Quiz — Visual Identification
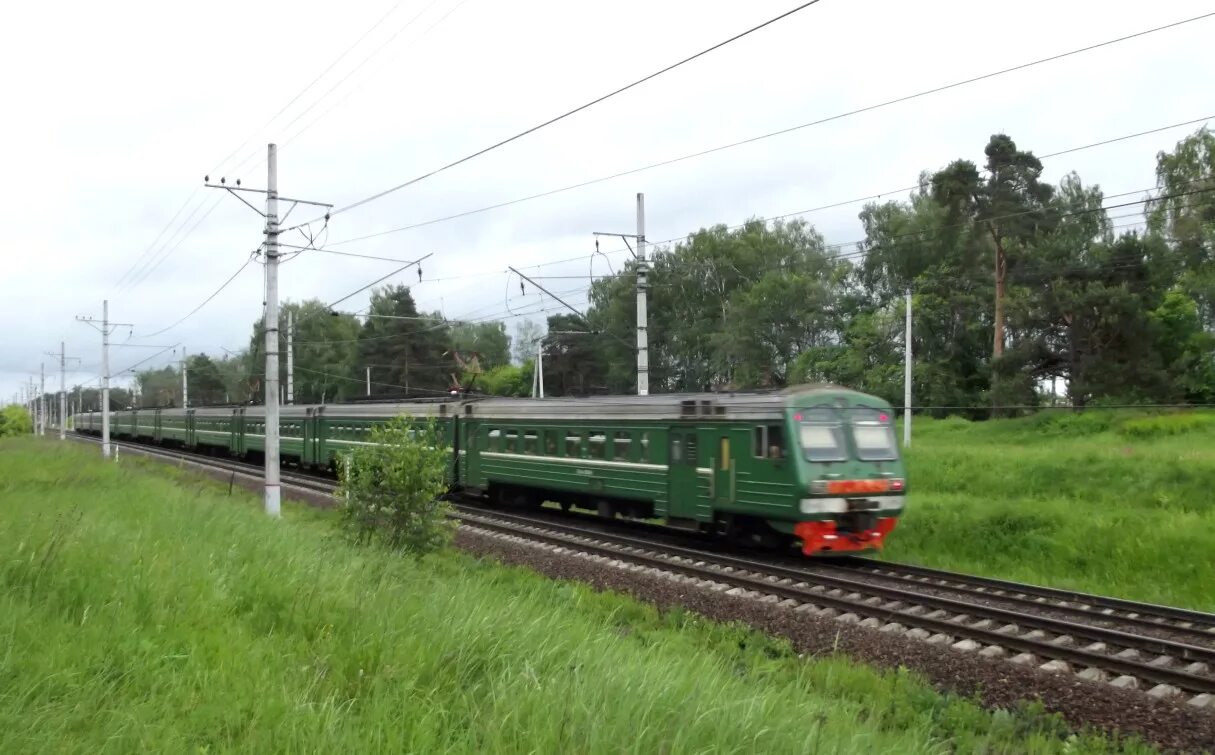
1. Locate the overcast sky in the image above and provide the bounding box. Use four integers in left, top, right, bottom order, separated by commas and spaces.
3, 0, 1213, 402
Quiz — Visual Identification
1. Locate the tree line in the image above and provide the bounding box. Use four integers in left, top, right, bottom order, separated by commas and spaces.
65, 126, 1213, 415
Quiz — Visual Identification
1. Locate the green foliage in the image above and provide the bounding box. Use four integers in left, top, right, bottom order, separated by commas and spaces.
586, 218, 849, 392
1119, 412, 1215, 438
334, 415, 455, 555
0, 439, 1151, 754
355, 286, 452, 397
889, 414, 1215, 610
477, 362, 534, 397
449, 321, 510, 369
0, 405, 33, 437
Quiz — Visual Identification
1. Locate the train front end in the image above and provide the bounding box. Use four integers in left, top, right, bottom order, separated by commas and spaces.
787, 391, 906, 556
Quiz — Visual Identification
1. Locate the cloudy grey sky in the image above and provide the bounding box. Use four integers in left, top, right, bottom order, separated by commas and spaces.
3, 0, 1213, 402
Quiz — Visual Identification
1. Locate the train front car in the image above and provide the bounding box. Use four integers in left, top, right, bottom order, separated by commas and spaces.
784, 387, 905, 556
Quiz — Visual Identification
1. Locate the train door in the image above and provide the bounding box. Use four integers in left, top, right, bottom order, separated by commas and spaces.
711, 432, 736, 505
450, 416, 462, 487
231, 408, 243, 456
666, 429, 705, 520
303, 408, 316, 467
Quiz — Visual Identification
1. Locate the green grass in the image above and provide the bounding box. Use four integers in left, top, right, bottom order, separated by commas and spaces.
886, 410, 1215, 611
0, 438, 1147, 754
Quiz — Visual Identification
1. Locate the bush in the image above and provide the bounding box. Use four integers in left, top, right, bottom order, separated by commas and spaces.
0, 405, 33, 438
335, 415, 455, 556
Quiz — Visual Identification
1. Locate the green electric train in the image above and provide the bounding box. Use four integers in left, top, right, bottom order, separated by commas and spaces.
79, 384, 906, 556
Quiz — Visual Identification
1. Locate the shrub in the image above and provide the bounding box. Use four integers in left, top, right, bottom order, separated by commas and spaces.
335, 415, 455, 556
0, 405, 33, 438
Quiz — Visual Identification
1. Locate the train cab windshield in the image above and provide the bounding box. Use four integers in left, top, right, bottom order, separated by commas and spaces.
849, 407, 898, 460
797, 407, 847, 462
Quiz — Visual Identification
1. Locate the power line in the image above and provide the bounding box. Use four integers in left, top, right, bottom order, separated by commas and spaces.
317, 6, 1215, 249
138, 251, 261, 338
326, 113, 1212, 293
210, 2, 407, 178
109, 3, 414, 299
118, 194, 226, 295
288, 0, 829, 230
276, 242, 418, 264
111, 343, 183, 378
276, 0, 473, 154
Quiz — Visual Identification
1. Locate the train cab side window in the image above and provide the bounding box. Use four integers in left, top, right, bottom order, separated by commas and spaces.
565, 434, 582, 457
768, 425, 785, 459
753, 425, 786, 459
544, 431, 558, 456
752, 426, 767, 458
488, 428, 501, 451
589, 431, 606, 459
613, 431, 630, 461
524, 431, 538, 455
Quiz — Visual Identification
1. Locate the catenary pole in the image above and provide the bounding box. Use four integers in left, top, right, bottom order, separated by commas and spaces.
264, 144, 282, 518
904, 287, 912, 448
58, 343, 66, 439
530, 345, 538, 398
39, 362, 45, 435
286, 310, 294, 405
181, 347, 188, 409
203, 143, 330, 517
591, 193, 649, 396
102, 301, 111, 456
47, 342, 79, 439
635, 193, 649, 396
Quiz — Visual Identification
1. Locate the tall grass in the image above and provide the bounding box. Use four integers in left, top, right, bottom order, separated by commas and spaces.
0, 438, 1144, 754
888, 411, 1215, 611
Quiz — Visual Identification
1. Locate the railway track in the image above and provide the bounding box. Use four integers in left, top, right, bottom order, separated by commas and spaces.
71, 433, 1215, 710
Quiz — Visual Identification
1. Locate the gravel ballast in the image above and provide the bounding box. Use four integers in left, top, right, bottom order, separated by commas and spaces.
454, 528, 1215, 754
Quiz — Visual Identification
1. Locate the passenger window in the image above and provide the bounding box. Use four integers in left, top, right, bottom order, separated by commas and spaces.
640, 431, 651, 462
544, 431, 557, 455
506, 430, 519, 452
488, 428, 501, 451
565, 434, 582, 457
588, 431, 606, 459
613, 431, 630, 461
524, 431, 538, 455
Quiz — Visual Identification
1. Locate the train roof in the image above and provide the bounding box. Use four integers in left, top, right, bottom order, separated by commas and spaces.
79, 384, 888, 422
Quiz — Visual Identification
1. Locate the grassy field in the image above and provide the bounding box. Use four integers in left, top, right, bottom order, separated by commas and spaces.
0, 437, 1147, 754
886, 410, 1215, 612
